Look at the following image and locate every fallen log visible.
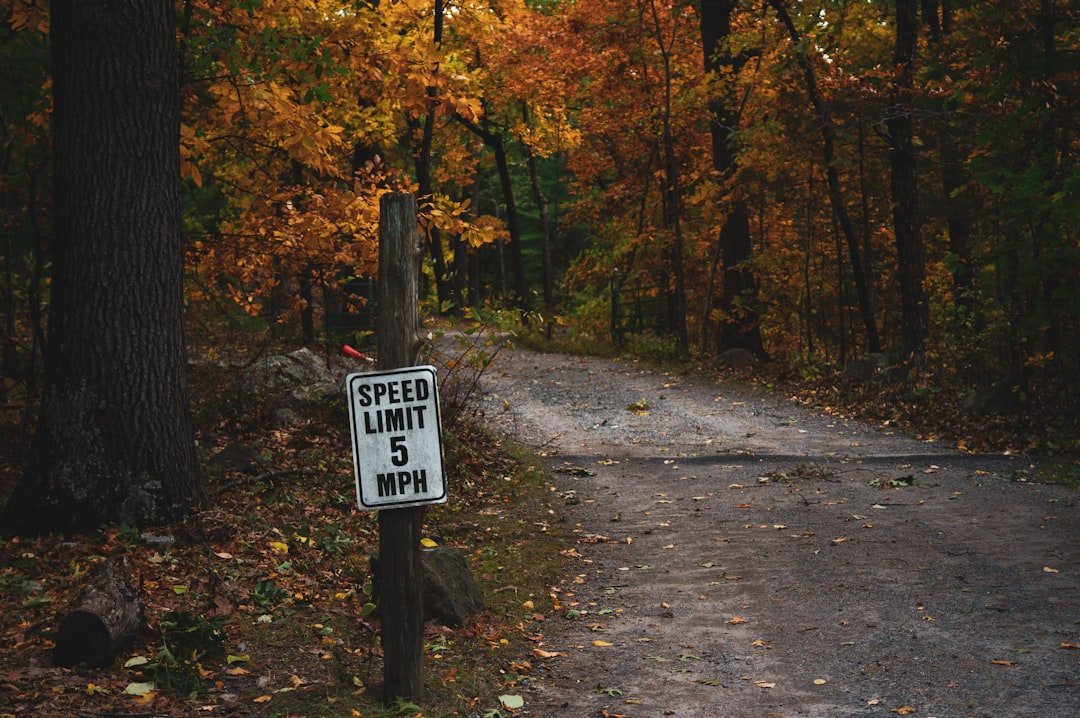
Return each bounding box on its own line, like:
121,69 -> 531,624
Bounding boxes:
53,553 -> 143,668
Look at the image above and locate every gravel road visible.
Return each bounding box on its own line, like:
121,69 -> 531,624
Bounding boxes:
477,347 -> 1079,718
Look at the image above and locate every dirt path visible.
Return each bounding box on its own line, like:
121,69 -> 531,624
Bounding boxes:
477,347 -> 1079,718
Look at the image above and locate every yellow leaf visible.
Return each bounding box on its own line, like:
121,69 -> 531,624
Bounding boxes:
831,536 -> 849,545
254,695 -> 273,703
751,639 -> 767,647
420,538 -> 439,548
268,541 -> 289,554
754,681 -> 776,689
592,640 -> 613,647
813,678 -> 828,685
1043,566 -> 1059,573
890,707 -> 917,716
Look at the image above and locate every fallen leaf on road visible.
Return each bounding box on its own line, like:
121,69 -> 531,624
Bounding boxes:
814,678 -> 828,685
1043,566 -> 1059,573
734,503 -> 753,509
532,648 -> 563,659
831,536 -> 849,545
754,681 -> 776,689
1061,642 -> 1080,650
890,707 -> 916,715
592,640 -> 614,647
725,616 -> 746,625
991,660 -> 1016,667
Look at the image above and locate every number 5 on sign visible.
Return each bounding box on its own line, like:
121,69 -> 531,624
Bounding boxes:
345,365 -> 447,510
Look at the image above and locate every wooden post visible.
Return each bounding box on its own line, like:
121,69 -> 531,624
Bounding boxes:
375,192 -> 425,703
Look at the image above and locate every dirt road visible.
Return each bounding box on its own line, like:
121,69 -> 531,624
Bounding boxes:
478,347 -> 1079,718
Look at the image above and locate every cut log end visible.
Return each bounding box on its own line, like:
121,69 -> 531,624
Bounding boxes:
52,554 -> 143,668
53,610 -> 112,668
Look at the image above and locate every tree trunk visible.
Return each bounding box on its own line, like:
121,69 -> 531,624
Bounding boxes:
413,0 -> 451,310
523,123 -> 555,310
889,0 -> 929,358
2,0 -> 204,535
457,115 -> 530,310
648,0 -> 689,359
700,0 -> 766,359
769,0 -> 882,355
53,554 -> 143,668
922,0 -> 974,318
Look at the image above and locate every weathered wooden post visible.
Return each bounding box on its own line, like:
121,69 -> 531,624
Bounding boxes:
375,192 -> 425,702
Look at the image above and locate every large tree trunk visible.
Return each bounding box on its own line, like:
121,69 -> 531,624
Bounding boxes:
699,0 -> 766,359
889,0 -> 929,358
2,0 -> 204,535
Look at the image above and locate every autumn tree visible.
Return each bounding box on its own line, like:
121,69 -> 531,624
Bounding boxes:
2,0 -> 203,534
699,0 -> 766,358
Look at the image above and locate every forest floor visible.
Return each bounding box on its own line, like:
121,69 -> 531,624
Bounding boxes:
478,345 -> 1080,718
1,336 -> 1078,718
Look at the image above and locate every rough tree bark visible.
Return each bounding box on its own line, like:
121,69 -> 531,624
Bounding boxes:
699,0 -> 767,359
889,0 -> 929,358
2,0 -> 204,535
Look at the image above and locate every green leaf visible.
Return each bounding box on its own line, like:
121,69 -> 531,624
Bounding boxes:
499,694 -> 524,710
125,681 -> 155,696
226,654 -> 250,664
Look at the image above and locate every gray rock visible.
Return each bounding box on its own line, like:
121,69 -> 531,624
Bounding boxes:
272,407 -> 302,428
371,546 -> 484,627
140,532 -> 177,550
961,379 -> 1026,416
245,348 -> 336,393
208,442 -> 261,474
846,353 -> 888,381
718,347 -> 755,368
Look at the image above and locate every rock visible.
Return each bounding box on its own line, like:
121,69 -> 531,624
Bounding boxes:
290,381 -> 338,404
717,348 -> 755,368
371,546 -> 484,627
272,407 -> 302,428
244,348 -> 336,394
846,353 -> 888,382
961,379 -> 1026,416
208,442 -> 261,474
140,533 -> 176,551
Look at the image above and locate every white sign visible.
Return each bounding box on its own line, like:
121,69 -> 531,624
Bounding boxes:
346,365 -> 447,510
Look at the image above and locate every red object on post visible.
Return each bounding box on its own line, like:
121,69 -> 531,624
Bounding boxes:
342,344 -> 368,361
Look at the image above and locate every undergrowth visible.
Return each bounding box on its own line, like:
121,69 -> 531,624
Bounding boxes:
0,335 -> 570,718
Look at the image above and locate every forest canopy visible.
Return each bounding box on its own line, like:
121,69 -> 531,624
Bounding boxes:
2,0 -> 1078,440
